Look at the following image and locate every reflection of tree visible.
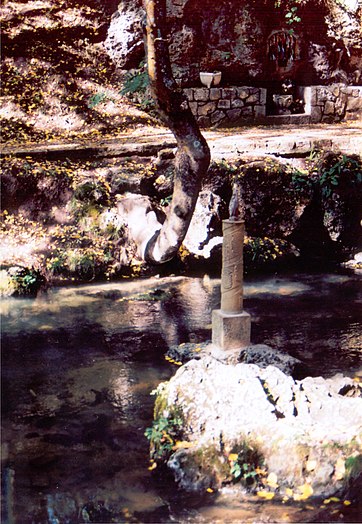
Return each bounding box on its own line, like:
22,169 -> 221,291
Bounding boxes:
159,278 -> 219,345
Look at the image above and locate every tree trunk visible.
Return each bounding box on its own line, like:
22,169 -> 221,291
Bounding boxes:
143,0 -> 210,264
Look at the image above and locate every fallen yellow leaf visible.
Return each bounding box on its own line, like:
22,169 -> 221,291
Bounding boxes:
173,441 -> 194,450
255,467 -> 267,476
228,453 -> 239,462
293,483 -> 313,501
266,472 -> 278,489
343,500 -> 351,506
257,491 -> 275,500
148,462 -> 157,471
206,488 -> 214,493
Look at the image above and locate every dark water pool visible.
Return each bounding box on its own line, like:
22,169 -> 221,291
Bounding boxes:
1,272 -> 361,523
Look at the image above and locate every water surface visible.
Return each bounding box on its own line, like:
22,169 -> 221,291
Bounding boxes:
1,272 -> 361,523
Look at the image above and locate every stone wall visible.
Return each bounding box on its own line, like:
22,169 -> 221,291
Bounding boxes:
184,86 -> 267,127
185,84 -> 362,127
309,85 -> 362,123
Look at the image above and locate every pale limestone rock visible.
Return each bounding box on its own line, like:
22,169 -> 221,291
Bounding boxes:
183,191 -> 222,258
155,357 -> 362,496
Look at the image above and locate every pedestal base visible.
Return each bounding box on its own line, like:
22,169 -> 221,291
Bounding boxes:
212,309 -> 251,351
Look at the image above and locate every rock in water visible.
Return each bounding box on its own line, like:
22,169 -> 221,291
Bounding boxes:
151,357 -> 362,498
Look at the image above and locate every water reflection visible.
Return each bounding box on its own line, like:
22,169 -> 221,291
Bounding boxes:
1,272 -> 361,523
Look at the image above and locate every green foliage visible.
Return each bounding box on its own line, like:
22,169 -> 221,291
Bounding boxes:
104,222 -> 125,242
87,92 -> 110,108
121,69 -> 149,96
291,170 -> 314,193
318,155 -> 361,198
7,267 -> 44,296
244,236 -> 294,269
285,5 -> 301,26
120,61 -> 153,110
160,195 -> 173,207
47,253 -> 66,275
72,180 -> 111,218
145,411 -> 183,460
345,454 -> 362,477
231,461 -> 259,482
228,442 -> 264,487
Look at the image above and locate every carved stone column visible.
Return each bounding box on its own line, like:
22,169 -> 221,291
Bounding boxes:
220,219 -> 244,313
212,219 -> 251,351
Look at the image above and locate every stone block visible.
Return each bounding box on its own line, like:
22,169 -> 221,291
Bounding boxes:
194,88 -> 210,101
321,115 -> 335,123
188,101 -> 198,114
310,86 -> 318,106
198,101 -> 216,116
236,88 -> 249,100
231,99 -> 244,108
218,99 -> 231,109
265,115 -> 291,125
184,88 -> 194,101
346,96 -> 362,112
314,138 -> 333,149
210,88 -> 222,100
335,97 -> 346,116
212,309 -> 251,350
246,93 -> 259,104
310,105 -> 322,123
317,87 -> 334,103
222,87 -> 236,99
290,114 -> 311,125
254,104 -> 266,118
198,115 -> 211,128
241,106 -> 253,116
211,110 -> 226,124
260,88 -> 267,105
226,108 -> 242,121
332,85 -> 340,97
324,100 -> 335,115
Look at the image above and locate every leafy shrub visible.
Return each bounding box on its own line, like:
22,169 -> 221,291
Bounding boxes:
318,154 -> 361,199
228,441 -> 265,488
120,60 -> 154,110
145,411 -> 183,461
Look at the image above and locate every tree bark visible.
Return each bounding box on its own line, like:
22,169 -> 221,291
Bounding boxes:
143,0 -> 210,264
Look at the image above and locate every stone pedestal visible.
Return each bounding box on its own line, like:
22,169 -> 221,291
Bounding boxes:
212,219 -> 251,351
212,309 -> 251,350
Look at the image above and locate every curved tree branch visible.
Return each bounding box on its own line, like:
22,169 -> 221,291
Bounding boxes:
143,0 -> 211,264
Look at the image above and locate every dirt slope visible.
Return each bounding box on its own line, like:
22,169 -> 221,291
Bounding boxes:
0,0 -> 158,146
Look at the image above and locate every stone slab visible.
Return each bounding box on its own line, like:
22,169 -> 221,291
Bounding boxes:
212,309 -> 251,350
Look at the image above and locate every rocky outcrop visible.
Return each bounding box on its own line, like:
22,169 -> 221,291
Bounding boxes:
104,1 -> 145,69
106,0 -> 362,87
240,344 -> 307,377
151,357 -> 362,500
